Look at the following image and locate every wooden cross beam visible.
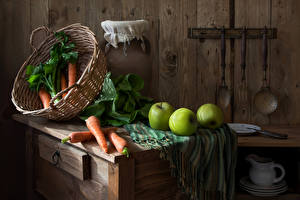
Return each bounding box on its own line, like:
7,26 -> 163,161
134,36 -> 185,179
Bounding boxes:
188,28 -> 277,39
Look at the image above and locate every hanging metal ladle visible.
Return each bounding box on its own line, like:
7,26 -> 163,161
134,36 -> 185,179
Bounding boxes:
254,27 -> 278,115
218,27 -> 231,108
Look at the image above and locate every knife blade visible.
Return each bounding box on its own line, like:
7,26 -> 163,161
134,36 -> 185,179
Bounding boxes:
246,127 -> 288,139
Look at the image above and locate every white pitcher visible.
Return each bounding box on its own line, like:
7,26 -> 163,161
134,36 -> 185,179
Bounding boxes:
246,154 -> 285,187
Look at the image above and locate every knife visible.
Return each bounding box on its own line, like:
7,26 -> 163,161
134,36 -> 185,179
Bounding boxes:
246,127 -> 288,139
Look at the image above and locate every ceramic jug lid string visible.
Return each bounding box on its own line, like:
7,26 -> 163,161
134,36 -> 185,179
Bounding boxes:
101,20 -> 149,56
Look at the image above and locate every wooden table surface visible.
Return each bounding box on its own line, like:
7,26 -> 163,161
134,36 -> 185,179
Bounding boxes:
238,125 -> 300,147
12,114 -> 300,163
12,114 -> 147,164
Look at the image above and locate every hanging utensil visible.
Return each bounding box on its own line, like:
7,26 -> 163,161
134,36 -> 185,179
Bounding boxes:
240,27 -> 248,107
254,27 -> 278,115
218,27 -> 231,108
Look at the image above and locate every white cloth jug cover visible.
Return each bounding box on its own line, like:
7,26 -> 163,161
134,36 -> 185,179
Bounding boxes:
101,20 -> 149,55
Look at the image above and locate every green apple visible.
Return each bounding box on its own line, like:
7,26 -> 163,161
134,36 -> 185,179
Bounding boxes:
148,102 -> 174,130
169,108 -> 198,136
197,103 -> 224,129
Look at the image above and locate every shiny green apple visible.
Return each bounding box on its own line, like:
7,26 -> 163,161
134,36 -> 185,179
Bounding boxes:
148,102 -> 174,130
197,103 -> 224,129
169,108 -> 198,136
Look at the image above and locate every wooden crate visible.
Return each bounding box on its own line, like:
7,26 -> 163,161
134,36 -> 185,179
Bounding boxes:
19,114 -> 184,200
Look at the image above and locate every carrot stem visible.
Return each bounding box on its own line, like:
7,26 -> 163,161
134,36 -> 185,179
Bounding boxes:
61,137 -> 70,144
122,147 -> 130,158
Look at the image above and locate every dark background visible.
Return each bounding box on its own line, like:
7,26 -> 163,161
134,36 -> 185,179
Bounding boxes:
0,0 -> 28,199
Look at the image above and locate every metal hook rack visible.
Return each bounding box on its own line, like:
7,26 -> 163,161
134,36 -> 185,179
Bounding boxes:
188,27 -> 277,39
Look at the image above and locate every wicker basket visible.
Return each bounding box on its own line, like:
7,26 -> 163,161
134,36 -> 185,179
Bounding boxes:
11,23 -> 107,121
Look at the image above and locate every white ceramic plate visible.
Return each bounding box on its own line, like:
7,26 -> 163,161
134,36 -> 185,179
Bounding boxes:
239,176 -> 287,191
239,176 -> 288,197
240,186 -> 288,197
227,123 -> 261,134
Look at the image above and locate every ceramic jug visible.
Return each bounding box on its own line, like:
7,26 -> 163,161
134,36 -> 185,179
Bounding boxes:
101,20 -> 152,97
246,154 -> 285,187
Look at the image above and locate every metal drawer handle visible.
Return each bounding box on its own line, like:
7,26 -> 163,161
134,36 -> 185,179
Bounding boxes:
52,150 -> 60,166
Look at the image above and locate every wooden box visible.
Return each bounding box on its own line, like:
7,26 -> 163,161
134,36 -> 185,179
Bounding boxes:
18,115 -> 183,200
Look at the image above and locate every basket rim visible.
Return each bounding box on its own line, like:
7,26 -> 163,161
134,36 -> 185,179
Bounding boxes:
11,23 -> 102,115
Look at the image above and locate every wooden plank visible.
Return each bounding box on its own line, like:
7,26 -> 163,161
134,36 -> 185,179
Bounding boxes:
237,125 -> 300,147
29,0 -> 49,50
133,149 -> 161,165
135,159 -> 170,180
135,179 -> 178,200
30,0 -> 49,28
134,149 -> 180,200
135,171 -> 175,192
25,128 -> 35,199
234,0 -> 271,124
85,0 -> 122,45
228,0 -> 235,123
178,0 -> 198,110
90,156 -> 109,185
108,158 -> 135,200
0,0 -> 30,117
269,0 -> 300,125
196,0 -> 231,121
119,159 -> 135,200
108,163 -> 119,200
121,0 -> 142,20
38,134 -> 90,181
48,0 -> 86,30
158,0 -> 181,107
13,114 -> 146,163
141,0 -> 160,100
0,0 -> 30,198
35,157 -> 106,200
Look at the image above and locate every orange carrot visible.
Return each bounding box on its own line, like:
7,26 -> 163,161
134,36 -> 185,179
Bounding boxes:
61,131 -> 94,144
61,73 -> 67,98
39,88 -> 51,108
106,129 -> 130,158
68,63 -> 77,87
61,127 -> 117,144
85,116 -> 108,153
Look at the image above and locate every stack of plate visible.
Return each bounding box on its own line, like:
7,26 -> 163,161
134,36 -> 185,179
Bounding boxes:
239,176 -> 288,197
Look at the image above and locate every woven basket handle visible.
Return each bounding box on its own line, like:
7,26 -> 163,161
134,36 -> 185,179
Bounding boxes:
30,26 -> 51,51
49,84 -> 79,108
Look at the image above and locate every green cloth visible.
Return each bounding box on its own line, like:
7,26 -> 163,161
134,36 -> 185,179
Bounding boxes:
124,123 -> 237,200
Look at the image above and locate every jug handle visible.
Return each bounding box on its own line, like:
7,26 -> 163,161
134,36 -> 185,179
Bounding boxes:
273,163 -> 286,184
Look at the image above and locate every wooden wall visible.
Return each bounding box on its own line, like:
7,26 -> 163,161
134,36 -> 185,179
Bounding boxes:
1,0 -> 300,125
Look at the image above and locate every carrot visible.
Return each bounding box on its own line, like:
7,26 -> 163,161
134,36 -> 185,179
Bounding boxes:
86,116 -> 108,153
61,73 -> 67,98
106,129 -> 130,158
39,88 -> 51,108
61,131 -> 94,144
68,62 -> 77,87
60,128 -> 117,144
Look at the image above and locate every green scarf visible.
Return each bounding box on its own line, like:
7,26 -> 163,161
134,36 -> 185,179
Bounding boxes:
124,123 -> 237,200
